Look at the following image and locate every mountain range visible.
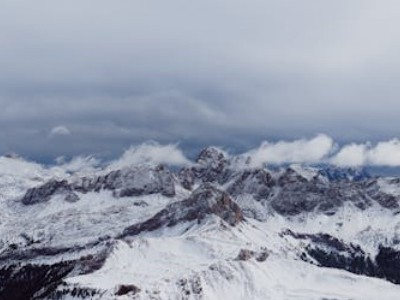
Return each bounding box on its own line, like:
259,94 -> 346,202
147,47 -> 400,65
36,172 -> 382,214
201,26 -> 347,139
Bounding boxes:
1,147 -> 400,299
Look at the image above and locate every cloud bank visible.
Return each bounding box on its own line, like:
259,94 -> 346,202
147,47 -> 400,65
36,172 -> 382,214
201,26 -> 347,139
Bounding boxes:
332,139 -> 400,167
5,137 -> 400,171
1,1 -> 400,160
63,136 -> 400,170
247,136 -> 400,167
246,134 -> 334,167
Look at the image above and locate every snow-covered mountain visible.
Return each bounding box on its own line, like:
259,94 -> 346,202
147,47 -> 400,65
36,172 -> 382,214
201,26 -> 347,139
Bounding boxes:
2,148 -> 400,299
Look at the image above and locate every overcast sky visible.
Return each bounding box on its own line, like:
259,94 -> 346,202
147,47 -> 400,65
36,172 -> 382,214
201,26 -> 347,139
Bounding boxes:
1,1 -> 400,162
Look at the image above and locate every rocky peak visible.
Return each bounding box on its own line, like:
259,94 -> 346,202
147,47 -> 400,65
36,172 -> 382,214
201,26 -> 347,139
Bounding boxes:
178,147 -> 231,189
121,183 -> 244,236
196,147 -> 228,167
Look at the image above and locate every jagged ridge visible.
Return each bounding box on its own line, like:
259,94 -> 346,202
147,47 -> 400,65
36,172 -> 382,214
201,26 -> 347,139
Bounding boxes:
121,183 -> 244,237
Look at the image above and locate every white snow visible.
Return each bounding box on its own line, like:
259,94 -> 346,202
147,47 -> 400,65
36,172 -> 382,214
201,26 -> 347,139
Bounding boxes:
289,164 -> 319,181
378,178 -> 400,196
2,154 -> 400,299
66,219 -> 400,300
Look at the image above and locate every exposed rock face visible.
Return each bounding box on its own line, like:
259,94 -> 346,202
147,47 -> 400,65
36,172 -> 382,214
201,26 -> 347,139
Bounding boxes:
178,157 -> 398,217
0,242 -> 111,299
271,180 -> 376,216
240,165 -> 381,217
179,147 -> 231,189
115,284 -> 141,296
283,230 -> 400,284
21,149 -> 397,219
73,164 -> 175,197
21,165 -> 176,205
178,167 -> 195,190
21,180 -> 79,205
241,167 -> 397,216
227,169 -> 274,200
178,159 -> 398,217
0,256 -> 107,300
122,183 -> 244,237
363,179 -> 400,209
51,284 -> 99,300
196,147 -> 228,169
375,246 -> 400,284
0,261 -> 75,300
235,248 -> 269,262
278,168 -> 310,186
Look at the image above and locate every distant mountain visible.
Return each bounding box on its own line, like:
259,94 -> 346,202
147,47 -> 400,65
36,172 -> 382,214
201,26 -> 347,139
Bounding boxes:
315,164 -> 372,181
1,149 -> 400,299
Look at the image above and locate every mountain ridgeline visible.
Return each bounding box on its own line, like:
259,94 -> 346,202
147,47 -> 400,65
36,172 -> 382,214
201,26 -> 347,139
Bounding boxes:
1,147 -> 400,299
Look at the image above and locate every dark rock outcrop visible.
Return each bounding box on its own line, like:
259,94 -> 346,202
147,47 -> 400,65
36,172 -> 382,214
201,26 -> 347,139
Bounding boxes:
115,284 -> 141,296
122,183 -> 244,237
375,246 -> 400,283
50,284 -> 99,300
179,147 -> 231,189
269,178 -> 381,216
21,180 -> 79,205
363,179 -> 400,209
178,167 -> 195,190
278,168 -> 310,186
0,261 -> 75,300
73,164 -> 175,198
283,230 -> 400,284
21,165 -> 176,205
0,242 -> 111,299
235,248 -> 269,262
226,169 -> 274,200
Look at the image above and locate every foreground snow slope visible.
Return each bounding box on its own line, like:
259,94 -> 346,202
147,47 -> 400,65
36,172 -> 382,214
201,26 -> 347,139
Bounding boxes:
1,148 -> 400,299
65,219 -> 400,300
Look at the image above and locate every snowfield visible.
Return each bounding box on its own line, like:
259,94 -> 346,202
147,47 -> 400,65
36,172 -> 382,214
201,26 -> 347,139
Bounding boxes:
2,148 -> 400,299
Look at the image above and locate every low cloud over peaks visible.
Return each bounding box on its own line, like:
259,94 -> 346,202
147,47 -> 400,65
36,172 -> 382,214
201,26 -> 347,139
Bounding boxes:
246,134 -> 334,167
92,135 -> 400,170
6,136 -> 400,170
332,139 -> 400,167
330,143 -> 368,167
114,136 -> 400,168
107,142 -> 191,171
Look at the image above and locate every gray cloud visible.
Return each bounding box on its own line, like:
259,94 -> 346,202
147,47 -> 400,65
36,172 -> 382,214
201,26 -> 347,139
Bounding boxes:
1,1 -> 400,160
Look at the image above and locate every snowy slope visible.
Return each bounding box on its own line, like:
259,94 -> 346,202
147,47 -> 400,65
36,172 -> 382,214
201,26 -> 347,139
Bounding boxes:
1,149 -> 400,299
65,218 -> 400,300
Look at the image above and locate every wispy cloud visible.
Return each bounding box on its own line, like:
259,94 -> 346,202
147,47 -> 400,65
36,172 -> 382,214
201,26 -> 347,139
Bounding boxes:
107,142 -> 191,170
49,126 -> 71,138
